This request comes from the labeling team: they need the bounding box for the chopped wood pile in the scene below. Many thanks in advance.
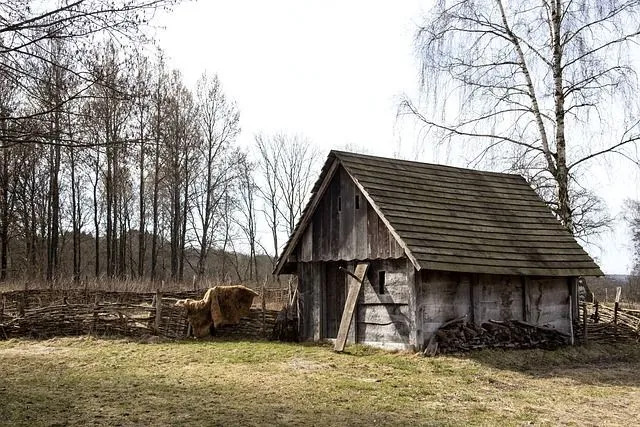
[424,317,570,356]
[0,288,279,341]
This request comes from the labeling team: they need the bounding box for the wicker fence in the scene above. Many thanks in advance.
[0,288,279,340]
[576,301,640,344]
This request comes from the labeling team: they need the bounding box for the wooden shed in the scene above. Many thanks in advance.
[274,151,602,350]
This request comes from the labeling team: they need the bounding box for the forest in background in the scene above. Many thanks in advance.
[0,1,320,286]
[2,1,640,288]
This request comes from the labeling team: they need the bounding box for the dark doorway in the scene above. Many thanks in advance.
[323,262,347,338]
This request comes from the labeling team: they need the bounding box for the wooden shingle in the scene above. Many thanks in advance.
[275,150,602,277]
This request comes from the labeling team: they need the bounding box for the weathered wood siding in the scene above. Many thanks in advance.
[297,259,416,349]
[417,271,572,347]
[296,166,404,262]
[417,271,472,346]
[356,258,414,350]
[473,275,524,324]
[298,262,324,341]
[525,277,571,333]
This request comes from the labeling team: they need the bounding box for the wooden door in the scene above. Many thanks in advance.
[323,262,346,338]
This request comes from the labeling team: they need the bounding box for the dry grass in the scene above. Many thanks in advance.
[1,339,639,426]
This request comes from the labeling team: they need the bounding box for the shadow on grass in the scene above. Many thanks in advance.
[462,342,640,386]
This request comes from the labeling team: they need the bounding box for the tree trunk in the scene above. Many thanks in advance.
[93,149,100,278]
[179,151,189,282]
[551,1,571,233]
[138,132,146,278]
[70,145,80,283]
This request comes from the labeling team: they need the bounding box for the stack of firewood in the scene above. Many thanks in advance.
[424,317,571,356]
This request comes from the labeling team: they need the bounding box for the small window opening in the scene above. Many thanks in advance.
[378,271,386,294]
[338,196,342,212]
[355,194,360,209]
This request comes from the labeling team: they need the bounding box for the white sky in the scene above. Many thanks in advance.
[156,0,640,274]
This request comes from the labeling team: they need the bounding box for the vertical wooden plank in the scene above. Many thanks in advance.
[340,169,355,260]
[329,174,340,259]
[346,261,357,344]
[354,191,367,259]
[313,263,322,341]
[469,274,476,324]
[367,203,378,258]
[335,262,369,352]
[312,209,321,261]
[406,259,417,349]
[379,217,389,258]
[472,274,479,325]
[301,223,313,262]
[522,276,529,322]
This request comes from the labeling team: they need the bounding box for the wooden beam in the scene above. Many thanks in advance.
[334,262,369,352]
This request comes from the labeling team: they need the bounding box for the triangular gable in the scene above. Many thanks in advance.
[274,153,418,275]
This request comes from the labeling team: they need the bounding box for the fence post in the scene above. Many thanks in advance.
[155,289,162,336]
[614,301,619,336]
[261,280,266,338]
[582,302,588,343]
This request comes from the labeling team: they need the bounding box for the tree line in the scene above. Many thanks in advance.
[0,1,320,284]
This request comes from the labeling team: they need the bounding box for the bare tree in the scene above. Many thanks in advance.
[236,158,258,282]
[255,134,283,262]
[0,1,182,138]
[132,54,151,278]
[192,73,241,280]
[402,0,640,238]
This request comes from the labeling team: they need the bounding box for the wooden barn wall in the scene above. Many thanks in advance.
[525,277,571,333]
[296,259,417,349]
[417,271,472,347]
[473,275,524,325]
[417,271,572,347]
[297,263,324,342]
[297,166,404,262]
[356,258,415,350]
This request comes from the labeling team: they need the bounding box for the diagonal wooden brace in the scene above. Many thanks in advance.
[334,262,369,352]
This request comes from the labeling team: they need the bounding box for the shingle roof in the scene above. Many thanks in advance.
[275,150,602,277]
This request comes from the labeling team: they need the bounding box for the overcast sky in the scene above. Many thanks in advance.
[156,0,640,275]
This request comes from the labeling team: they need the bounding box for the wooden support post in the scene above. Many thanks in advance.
[614,301,619,336]
[594,301,599,323]
[582,302,587,343]
[155,289,162,335]
[261,279,266,338]
[334,262,369,352]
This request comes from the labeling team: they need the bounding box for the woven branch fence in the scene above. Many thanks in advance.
[0,288,279,340]
[575,301,640,344]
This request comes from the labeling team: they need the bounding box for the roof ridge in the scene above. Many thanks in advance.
[330,149,525,180]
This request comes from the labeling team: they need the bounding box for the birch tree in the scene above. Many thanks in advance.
[402,0,640,238]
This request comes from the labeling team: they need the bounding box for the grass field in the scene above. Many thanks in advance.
[1,338,639,426]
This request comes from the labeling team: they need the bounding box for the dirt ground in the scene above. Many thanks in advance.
[1,338,639,426]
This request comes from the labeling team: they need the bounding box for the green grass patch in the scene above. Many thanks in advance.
[1,338,639,426]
